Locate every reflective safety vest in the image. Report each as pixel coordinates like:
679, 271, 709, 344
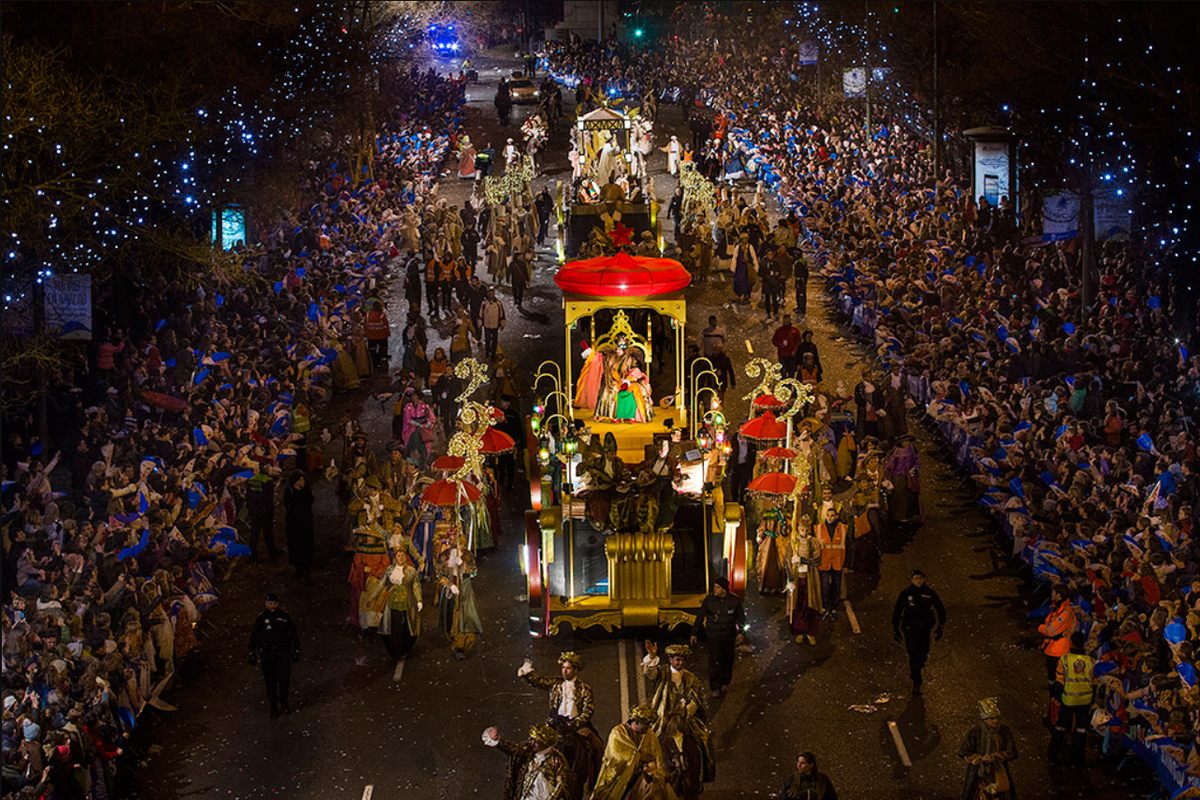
816, 522, 847, 571
365, 312, 389, 340
1057, 652, 1095, 706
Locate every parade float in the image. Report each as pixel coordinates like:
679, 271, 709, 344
559, 103, 659, 259
521, 248, 745, 636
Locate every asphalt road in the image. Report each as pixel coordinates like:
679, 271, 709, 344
133, 51, 1155, 800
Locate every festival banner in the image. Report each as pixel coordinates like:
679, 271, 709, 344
44, 274, 93, 340
797, 41, 818, 66
1093, 189, 1132, 241
843, 67, 866, 98
1042, 190, 1080, 242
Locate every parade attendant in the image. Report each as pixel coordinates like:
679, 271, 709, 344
774, 751, 839, 800
518, 652, 604, 799
1048, 632, 1095, 766
436, 531, 482, 660
772, 314, 802, 379
283, 471, 315, 578
479, 288, 506, 360
756, 509, 787, 595
691, 576, 746, 696
699, 315, 726, 358
245, 472, 277, 561
378, 559, 421, 662
815, 506, 848, 623
482, 724, 571, 800
642, 642, 715, 787
364, 300, 390, 367
1037, 584, 1076, 684
891, 570, 947, 695
592, 706, 672, 800
247, 593, 300, 719
958, 698, 1017, 800
784, 516, 822, 645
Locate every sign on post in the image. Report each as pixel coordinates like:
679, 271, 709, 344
44, 275, 92, 340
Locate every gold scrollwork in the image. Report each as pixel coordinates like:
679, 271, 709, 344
550, 610, 624, 636
743, 358, 783, 403
772, 378, 814, 424
658, 609, 697, 631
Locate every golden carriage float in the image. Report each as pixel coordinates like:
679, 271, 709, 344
522, 251, 747, 636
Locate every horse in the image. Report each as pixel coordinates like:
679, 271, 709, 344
658, 710, 704, 800
550, 716, 603, 800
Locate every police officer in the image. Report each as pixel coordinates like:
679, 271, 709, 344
691, 576, 746, 697
891, 570, 946, 695
248, 592, 301, 718
1048, 632, 1095, 766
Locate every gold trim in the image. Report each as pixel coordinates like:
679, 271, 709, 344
659, 609, 697, 630
549, 609, 624, 636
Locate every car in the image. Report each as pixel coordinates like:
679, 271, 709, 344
509, 78, 539, 104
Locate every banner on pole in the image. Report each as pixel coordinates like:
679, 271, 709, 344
1093, 189, 1132, 242
44, 275, 93, 340
1042, 191, 1080, 242
843, 67, 865, 98
797, 41, 818, 66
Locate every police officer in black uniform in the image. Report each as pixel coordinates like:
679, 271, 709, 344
691, 576, 746, 697
891, 570, 946, 695
248, 593, 301, 718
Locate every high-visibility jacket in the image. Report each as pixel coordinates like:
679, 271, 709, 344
1056, 652, 1095, 706
426, 258, 441, 283
1038, 600, 1076, 657
816, 522, 847, 571
365, 311, 390, 340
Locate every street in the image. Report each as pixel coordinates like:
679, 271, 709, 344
133, 51, 1152, 800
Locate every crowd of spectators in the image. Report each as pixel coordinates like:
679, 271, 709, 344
0, 65, 465, 798
542, 7, 1200, 789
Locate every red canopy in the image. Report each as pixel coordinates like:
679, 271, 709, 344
479, 427, 516, 455
554, 252, 691, 298
752, 393, 787, 409
739, 411, 788, 442
760, 446, 798, 460
747, 471, 797, 497
431, 455, 466, 471
422, 479, 482, 506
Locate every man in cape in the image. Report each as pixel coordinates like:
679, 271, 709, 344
482, 723, 571, 800
592, 705, 677, 800
641, 642, 715, 784
518, 651, 604, 798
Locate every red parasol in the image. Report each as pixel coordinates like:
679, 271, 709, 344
422, 479, 482, 506
140, 391, 189, 412
478, 426, 516, 455
739, 411, 788, 443
760, 446, 798, 460
752, 393, 787, 410
431, 455, 466, 471
554, 252, 691, 297
489, 407, 506, 421
747, 471, 797, 497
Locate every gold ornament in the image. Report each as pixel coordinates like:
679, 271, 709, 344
743, 358, 784, 403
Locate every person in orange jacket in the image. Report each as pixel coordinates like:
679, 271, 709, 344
364, 300, 390, 368
816, 505, 849, 623
1037, 584, 1076, 685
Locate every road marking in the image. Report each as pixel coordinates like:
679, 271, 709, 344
362, 785, 375, 800
745, 338, 754, 354
843, 600, 862, 634
618, 639, 631, 723
393, 658, 405, 683
888, 721, 912, 767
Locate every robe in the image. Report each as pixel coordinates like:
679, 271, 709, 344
592, 724, 676, 800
